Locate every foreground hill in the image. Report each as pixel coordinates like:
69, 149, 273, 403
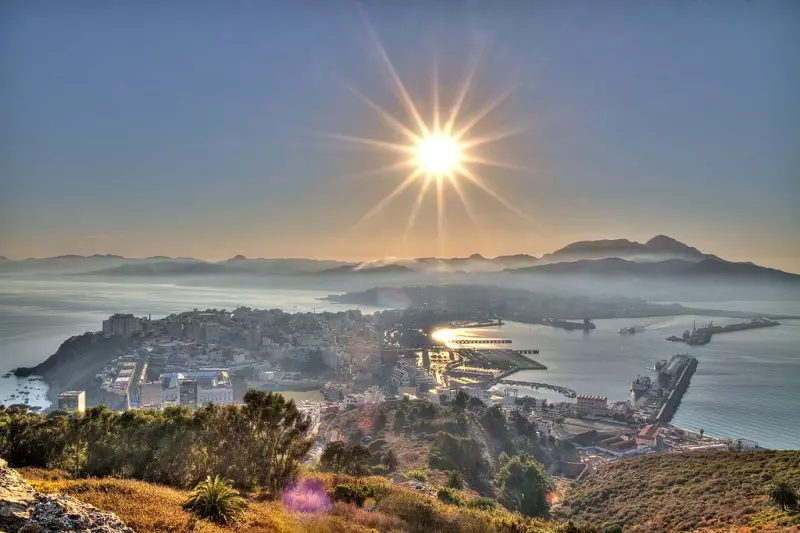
556, 450, 800, 532
17, 468, 576, 533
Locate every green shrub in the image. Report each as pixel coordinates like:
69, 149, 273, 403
437, 487, 464, 507
183, 475, 246, 524
467, 497, 497, 510
329, 483, 379, 506
406, 469, 428, 482
370, 464, 389, 476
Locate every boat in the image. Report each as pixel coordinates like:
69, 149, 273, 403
631, 375, 652, 396
618, 326, 637, 335
654, 359, 668, 372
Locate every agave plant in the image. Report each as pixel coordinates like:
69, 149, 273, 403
184, 475, 247, 524
771, 480, 798, 512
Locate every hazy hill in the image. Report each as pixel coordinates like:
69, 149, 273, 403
556, 450, 800, 532
507, 257, 800, 281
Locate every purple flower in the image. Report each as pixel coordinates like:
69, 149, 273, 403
281, 479, 332, 513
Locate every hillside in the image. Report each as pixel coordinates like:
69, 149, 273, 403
556, 450, 800, 532
18, 468, 575, 533
319, 399, 583, 493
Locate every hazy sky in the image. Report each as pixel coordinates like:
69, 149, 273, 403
2, 1, 798, 271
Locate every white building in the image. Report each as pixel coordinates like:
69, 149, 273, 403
102, 314, 141, 336
58, 390, 86, 412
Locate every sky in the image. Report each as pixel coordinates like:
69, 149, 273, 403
1, 1, 798, 272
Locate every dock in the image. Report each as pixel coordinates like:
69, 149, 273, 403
452, 338, 512, 344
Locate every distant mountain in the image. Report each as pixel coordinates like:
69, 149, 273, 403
540, 235, 709, 264
508, 257, 800, 281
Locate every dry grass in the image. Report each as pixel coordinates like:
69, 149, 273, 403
556, 450, 800, 532
20, 467, 567, 533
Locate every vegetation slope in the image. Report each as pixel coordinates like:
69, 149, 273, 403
556, 450, 800, 532
20, 468, 579, 533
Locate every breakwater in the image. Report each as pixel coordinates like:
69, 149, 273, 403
656, 356, 699, 424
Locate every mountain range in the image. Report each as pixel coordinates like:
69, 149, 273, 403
1, 235, 797, 281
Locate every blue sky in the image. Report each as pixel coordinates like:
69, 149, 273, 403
1, 1, 798, 271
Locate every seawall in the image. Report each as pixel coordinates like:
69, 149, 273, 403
656, 356, 698, 424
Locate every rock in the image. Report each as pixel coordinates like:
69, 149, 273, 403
0, 459, 134, 533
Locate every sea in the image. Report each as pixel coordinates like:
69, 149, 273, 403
0, 278, 798, 450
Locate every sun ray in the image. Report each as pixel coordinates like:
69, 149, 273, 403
447, 171, 482, 240
351, 169, 422, 229
323, 132, 415, 154
342, 83, 421, 144
445, 49, 481, 135
402, 175, 433, 242
454, 83, 520, 141
432, 60, 440, 133
460, 126, 527, 149
461, 154, 528, 172
359, 8, 430, 137
456, 165, 536, 225
344, 159, 416, 183
436, 176, 446, 256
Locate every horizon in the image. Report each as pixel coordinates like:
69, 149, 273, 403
2, 1, 798, 272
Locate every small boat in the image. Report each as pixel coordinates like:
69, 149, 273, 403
618, 326, 637, 335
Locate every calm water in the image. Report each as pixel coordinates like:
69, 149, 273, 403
0, 278, 379, 409
448, 308, 800, 450
1, 278, 797, 449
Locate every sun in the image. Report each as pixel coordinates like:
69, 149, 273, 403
323, 19, 534, 249
415, 133, 461, 176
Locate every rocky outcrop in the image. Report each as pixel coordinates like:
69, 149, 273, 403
0, 459, 134, 533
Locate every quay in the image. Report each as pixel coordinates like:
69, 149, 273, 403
490, 379, 576, 399
452, 338, 512, 344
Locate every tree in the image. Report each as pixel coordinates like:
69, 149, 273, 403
446, 470, 464, 490
382, 449, 399, 472
699, 428, 704, 439
453, 390, 469, 409
771, 480, 798, 512
496, 452, 554, 517
184, 475, 247, 524
320, 441, 371, 476
242, 390, 313, 496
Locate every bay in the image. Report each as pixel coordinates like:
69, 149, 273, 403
446, 307, 800, 450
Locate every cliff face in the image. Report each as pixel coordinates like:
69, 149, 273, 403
0, 459, 134, 532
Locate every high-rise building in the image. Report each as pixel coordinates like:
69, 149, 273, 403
58, 390, 86, 412
102, 314, 141, 336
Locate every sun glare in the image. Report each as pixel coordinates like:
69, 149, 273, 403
325, 19, 534, 248
416, 134, 461, 176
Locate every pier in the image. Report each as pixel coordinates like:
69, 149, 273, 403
667, 317, 779, 346
452, 338, 512, 344
490, 379, 576, 398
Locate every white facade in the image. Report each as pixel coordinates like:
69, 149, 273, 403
198, 386, 235, 406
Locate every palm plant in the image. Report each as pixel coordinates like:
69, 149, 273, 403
770, 480, 798, 512
184, 475, 247, 524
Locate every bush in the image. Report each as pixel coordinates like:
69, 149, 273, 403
406, 469, 428, 482
437, 487, 464, 507
183, 475, 246, 524
467, 497, 497, 510
370, 464, 389, 476
329, 483, 379, 507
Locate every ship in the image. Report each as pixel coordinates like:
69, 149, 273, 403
654, 359, 668, 372
631, 375, 652, 396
